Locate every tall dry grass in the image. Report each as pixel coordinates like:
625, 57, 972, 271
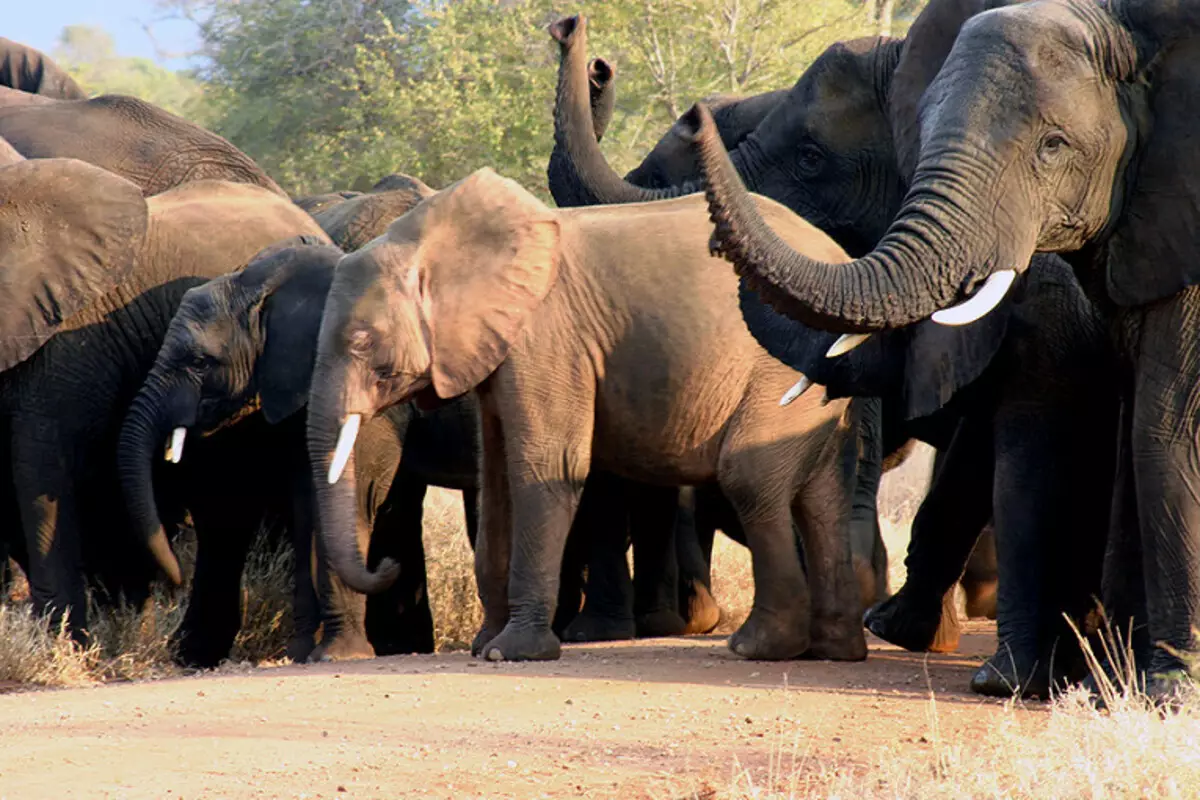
422, 487, 483, 651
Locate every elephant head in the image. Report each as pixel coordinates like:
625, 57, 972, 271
308, 169, 559, 594
0, 37, 87, 99
693, 0, 1200, 334
311, 176, 436, 251
117, 241, 342, 588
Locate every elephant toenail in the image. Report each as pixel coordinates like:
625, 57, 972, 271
486, 648, 504, 661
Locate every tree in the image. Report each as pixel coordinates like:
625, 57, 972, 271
53, 25, 212, 123
174, 0, 926, 197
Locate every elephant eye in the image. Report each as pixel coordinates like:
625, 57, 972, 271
190, 352, 214, 370
1038, 132, 1070, 161
348, 328, 374, 356
796, 144, 825, 176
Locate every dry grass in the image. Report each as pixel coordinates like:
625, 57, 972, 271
422, 487, 483, 651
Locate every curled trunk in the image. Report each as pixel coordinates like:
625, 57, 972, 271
688, 102, 1015, 333
116, 375, 184, 587
306, 365, 398, 595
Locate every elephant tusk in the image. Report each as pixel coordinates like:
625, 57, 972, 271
826, 333, 871, 358
779, 376, 813, 407
931, 270, 1017, 326
164, 427, 186, 464
327, 414, 362, 485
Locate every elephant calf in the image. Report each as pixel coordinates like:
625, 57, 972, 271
307, 169, 870, 663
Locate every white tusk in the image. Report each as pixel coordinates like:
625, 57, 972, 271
779, 376, 813, 407
164, 427, 186, 464
826, 333, 871, 358
931, 270, 1017, 326
327, 414, 362, 485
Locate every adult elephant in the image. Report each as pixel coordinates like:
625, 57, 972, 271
310, 176, 436, 251
119, 242, 480, 664
0, 91, 285, 197
0, 158, 328, 642
0, 38, 86, 99
307, 170, 870, 664
688, 0, 1192, 693
547, 11, 1115, 696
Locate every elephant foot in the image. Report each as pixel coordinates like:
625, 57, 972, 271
682, 581, 721, 635
969, 645, 1049, 700
310, 632, 375, 663
562, 611, 635, 643
962, 577, 998, 620
470, 620, 505, 657
635, 609, 688, 639
729, 609, 808, 661
286, 635, 317, 664
862, 585, 945, 652
480, 624, 561, 662
1144, 670, 1193, 710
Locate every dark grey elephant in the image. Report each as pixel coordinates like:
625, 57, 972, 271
0, 89, 285, 198
687, 0, 1184, 694
547, 9, 1115, 697
0, 158, 328, 642
0, 38, 86, 99
119, 242, 481, 665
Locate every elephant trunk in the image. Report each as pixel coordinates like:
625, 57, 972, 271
116, 372, 185, 587
547, 15, 753, 208
689, 102, 1030, 333
588, 58, 615, 142
306, 360, 399, 595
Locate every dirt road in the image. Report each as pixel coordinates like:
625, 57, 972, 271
0, 623, 1037, 799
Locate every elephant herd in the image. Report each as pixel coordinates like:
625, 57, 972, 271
1, 0, 1197, 705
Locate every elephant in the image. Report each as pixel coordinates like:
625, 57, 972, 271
547, 11, 1115, 697
311, 176, 437, 252
305, 168, 872, 664
685, 0, 1176, 691
0, 157, 328, 642
0, 90, 285, 198
0, 38, 86, 99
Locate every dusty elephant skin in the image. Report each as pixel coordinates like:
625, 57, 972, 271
0, 37, 86, 99
689, 0, 1200, 701
0, 158, 329, 643
306, 169, 869, 665
546, 9, 1116, 698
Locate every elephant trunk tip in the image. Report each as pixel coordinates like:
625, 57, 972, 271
588, 57, 613, 87
686, 101, 757, 266
548, 15, 582, 46
351, 557, 401, 595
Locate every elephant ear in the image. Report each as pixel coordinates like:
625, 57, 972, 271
393, 168, 560, 399
239, 243, 344, 423
900, 312, 1010, 419
1105, 33, 1200, 306
890, 0, 1026, 181
0, 158, 148, 370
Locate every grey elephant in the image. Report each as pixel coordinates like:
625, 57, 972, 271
0, 88, 284, 198
0, 38, 86, 99
306, 168, 870, 664
688, 0, 1200, 693
548, 10, 1115, 697
0, 157, 328, 642
118, 241, 480, 665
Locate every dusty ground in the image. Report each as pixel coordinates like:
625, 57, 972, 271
0, 622, 1039, 799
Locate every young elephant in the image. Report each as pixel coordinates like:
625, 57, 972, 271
120, 243, 482, 664
307, 169, 869, 663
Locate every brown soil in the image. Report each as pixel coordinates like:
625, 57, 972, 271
0, 622, 1039, 799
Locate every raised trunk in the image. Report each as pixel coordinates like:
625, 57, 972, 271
547, 16, 752, 208
689, 102, 1029, 333
116, 373, 184, 587
587, 58, 615, 142
306, 365, 398, 595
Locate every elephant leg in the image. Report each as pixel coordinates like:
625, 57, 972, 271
365, 480, 434, 655
630, 483, 687, 638
1129, 296, 1200, 691
175, 512, 256, 668
286, 472, 320, 664
864, 416, 994, 654
470, 409, 514, 657
677, 486, 721, 635
960, 525, 998, 620
462, 488, 480, 550
561, 472, 636, 643
850, 397, 888, 612
311, 512, 375, 662
12, 417, 88, 642
553, 514, 589, 637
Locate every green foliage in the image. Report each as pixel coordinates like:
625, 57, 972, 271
178, 0, 926, 198
53, 25, 214, 124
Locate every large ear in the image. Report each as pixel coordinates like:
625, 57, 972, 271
238, 243, 344, 423
1104, 11, 1200, 306
392, 168, 560, 399
0, 158, 148, 370
889, 0, 1024, 181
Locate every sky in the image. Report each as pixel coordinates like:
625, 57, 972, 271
8, 1, 202, 70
